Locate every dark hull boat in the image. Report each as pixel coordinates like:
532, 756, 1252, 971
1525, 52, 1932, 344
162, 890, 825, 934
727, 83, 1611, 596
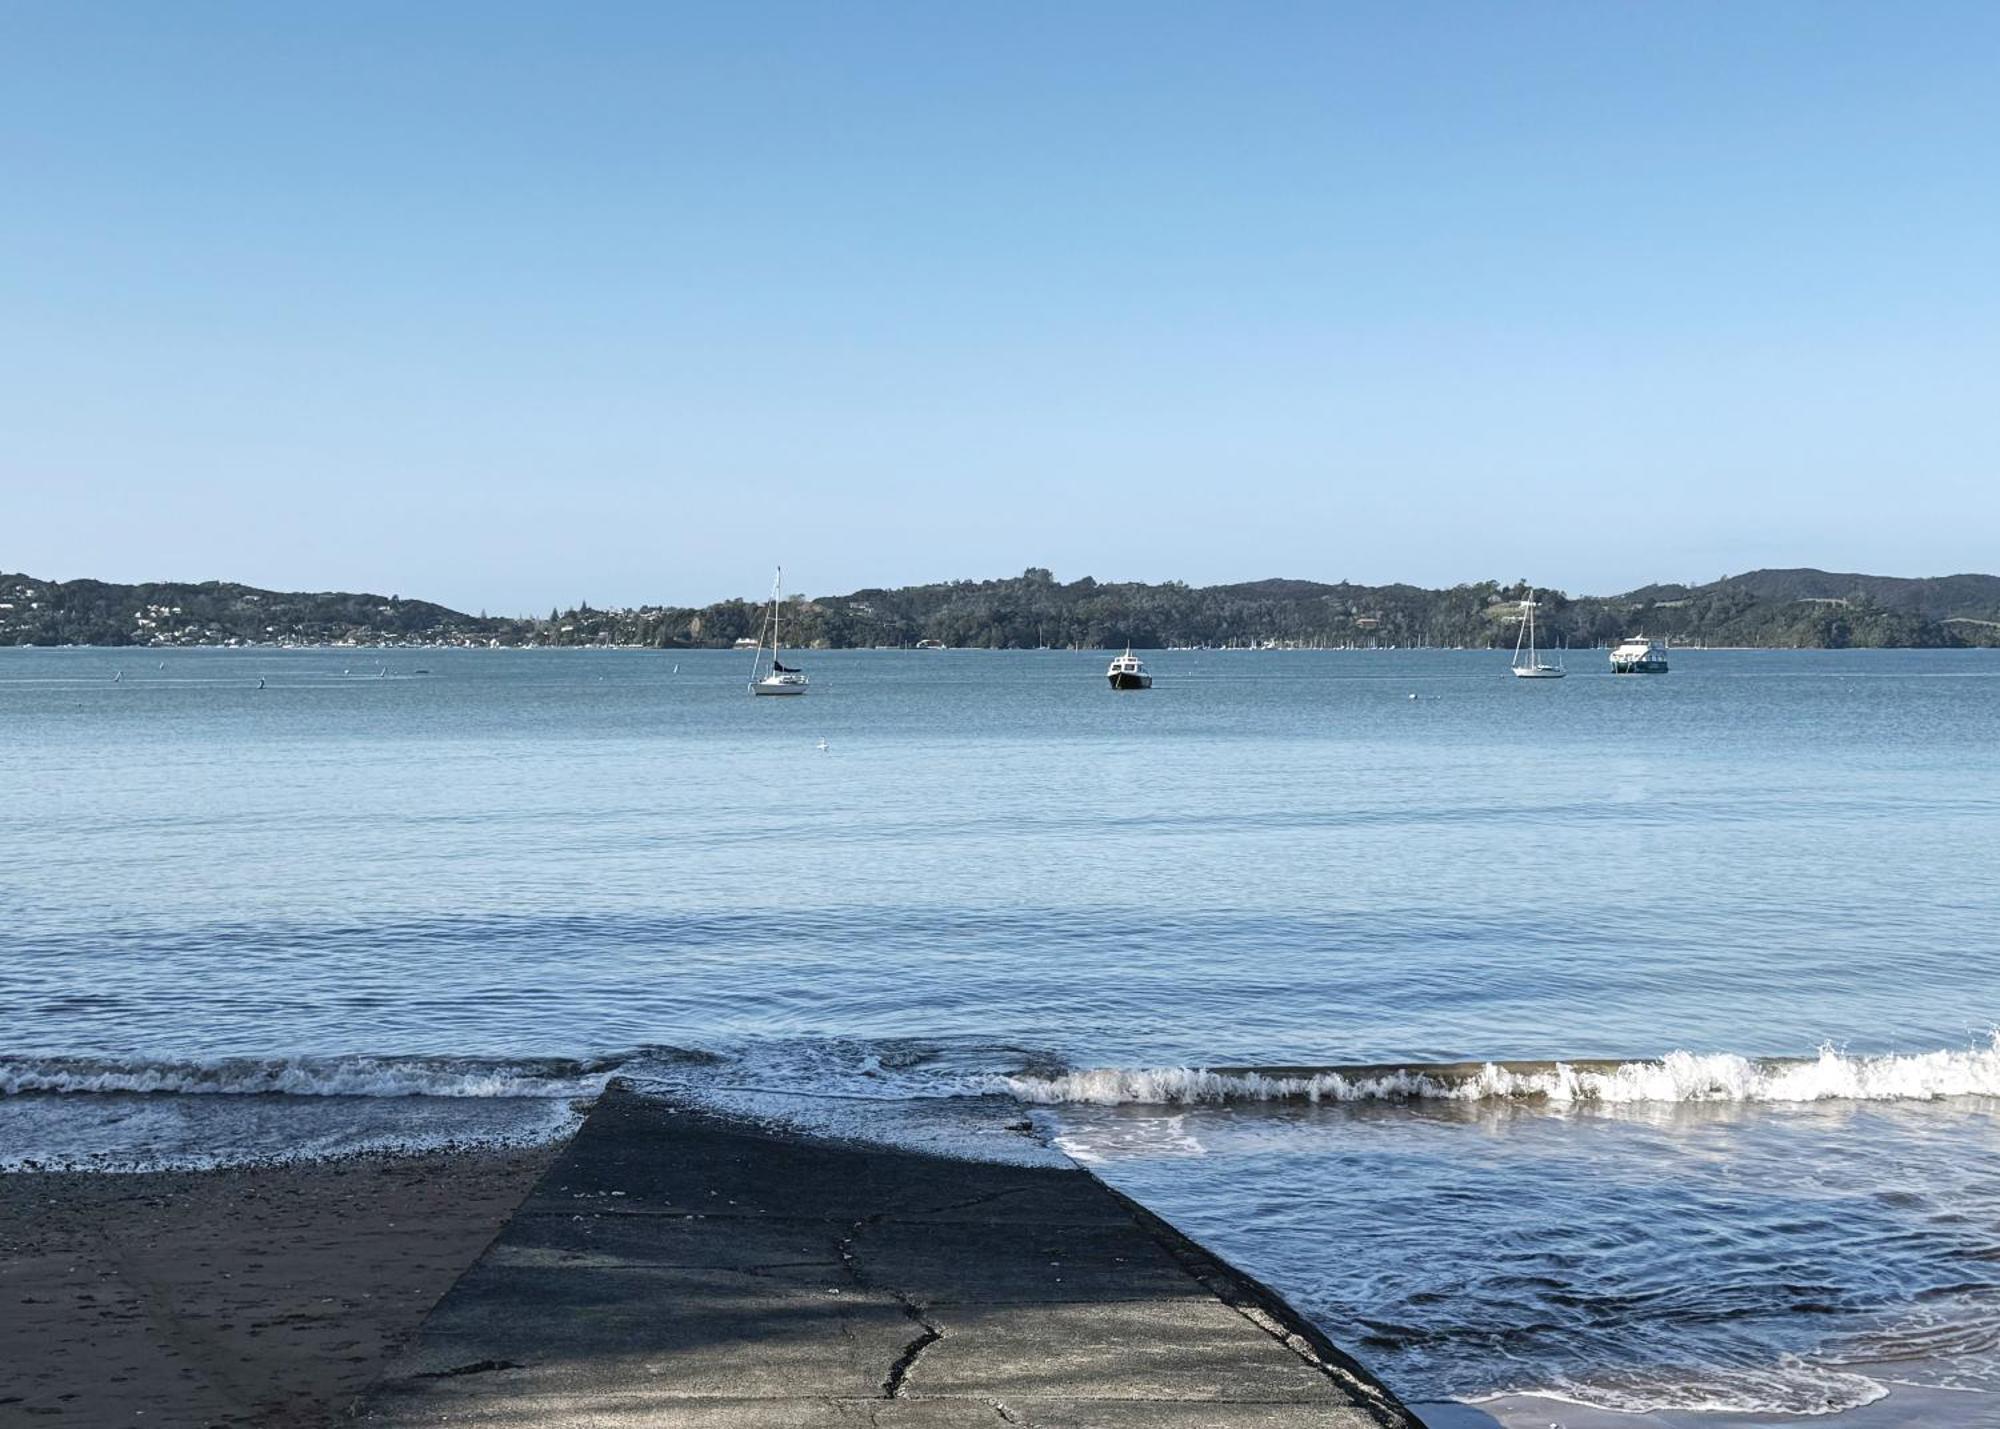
1106, 648, 1152, 690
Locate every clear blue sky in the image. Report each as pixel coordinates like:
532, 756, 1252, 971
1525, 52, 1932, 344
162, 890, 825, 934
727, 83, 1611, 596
4, 3, 1995, 612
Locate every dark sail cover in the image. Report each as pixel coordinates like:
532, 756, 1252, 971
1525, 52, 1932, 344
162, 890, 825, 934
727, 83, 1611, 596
772, 660, 800, 673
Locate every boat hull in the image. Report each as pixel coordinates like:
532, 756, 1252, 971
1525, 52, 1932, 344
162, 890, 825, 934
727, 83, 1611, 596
1511, 667, 1566, 679
1108, 672, 1152, 690
750, 680, 809, 696
1610, 661, 1668, 674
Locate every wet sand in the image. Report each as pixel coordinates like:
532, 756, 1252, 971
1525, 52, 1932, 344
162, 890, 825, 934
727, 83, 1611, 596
0, 1144, 561, 1428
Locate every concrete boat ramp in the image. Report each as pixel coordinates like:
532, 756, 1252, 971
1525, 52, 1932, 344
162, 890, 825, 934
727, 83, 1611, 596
358, 1084, 1422, 1428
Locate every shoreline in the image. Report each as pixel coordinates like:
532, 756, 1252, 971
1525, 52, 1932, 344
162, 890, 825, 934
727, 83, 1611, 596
9, 642, 1999, 654
6, 1099, 1992, 1427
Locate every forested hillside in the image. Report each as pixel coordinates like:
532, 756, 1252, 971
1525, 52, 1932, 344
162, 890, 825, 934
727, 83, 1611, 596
5, 567, 1998, 649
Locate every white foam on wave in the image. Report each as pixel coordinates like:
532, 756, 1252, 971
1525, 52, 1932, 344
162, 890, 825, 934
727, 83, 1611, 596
0, 1098, 590, 1174
19, 1038, 2000, 1111
0, 1081, 595, 1172
1000, 1038, 2000, 1106
0, 1053, 619, 1100
1482, 1357, 1892, 1417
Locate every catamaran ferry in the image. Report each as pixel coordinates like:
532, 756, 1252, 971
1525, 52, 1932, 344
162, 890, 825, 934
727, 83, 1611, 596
1610, 636, 1669, 674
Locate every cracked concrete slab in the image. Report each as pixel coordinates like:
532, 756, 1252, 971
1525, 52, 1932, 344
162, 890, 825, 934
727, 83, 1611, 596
385, 1263, 910, 1375
362, 1386, 1026, 1426
357, 1085, 1423, 1428
906, 1299, 1350, 1400
992, 1402, 1405, 1427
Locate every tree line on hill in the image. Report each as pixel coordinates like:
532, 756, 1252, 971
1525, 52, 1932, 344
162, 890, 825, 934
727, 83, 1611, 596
5, 566, 1999, 650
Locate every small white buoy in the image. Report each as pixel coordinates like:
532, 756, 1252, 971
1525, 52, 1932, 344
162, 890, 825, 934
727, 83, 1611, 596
1408, 692, 1418, 700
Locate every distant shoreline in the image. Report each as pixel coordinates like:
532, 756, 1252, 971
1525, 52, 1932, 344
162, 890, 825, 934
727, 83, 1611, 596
7, 566, 1999, 652
7, 641, 1996, 654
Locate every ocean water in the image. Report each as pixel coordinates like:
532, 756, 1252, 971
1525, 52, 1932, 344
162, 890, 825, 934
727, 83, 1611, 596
6, 644, 2000, 1419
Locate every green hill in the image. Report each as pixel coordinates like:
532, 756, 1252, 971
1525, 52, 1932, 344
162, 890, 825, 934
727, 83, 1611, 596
5, 566, 1998, 650
0, 574, 512, 648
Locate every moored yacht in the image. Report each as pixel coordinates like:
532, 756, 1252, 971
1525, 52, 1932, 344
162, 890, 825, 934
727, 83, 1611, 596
1510, 594, 1565, 679
1610, 636, 1669, 674
1106, 647, 1152, 690
749, 567, 809, 695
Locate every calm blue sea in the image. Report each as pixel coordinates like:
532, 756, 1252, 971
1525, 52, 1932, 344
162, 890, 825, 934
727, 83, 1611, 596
6, 645, 2000, 1420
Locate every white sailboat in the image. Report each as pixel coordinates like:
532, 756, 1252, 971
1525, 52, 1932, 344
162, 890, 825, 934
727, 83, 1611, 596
748, 567, 808, 696
1511, 594, 1565, 679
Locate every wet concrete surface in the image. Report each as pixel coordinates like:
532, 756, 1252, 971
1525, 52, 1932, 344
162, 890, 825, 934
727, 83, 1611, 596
357, 1084, 1422, 1428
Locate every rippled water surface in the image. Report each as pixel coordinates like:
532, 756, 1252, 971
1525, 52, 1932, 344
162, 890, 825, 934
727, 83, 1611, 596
1064, 1097, 2000, 1419
6, 644, 2000, 1417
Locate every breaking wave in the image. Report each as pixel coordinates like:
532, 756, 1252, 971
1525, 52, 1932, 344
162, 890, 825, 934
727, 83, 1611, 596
999, 1039, 2000, 1106
15, 1039, 2000, 1112
0, 1052, 630, 1099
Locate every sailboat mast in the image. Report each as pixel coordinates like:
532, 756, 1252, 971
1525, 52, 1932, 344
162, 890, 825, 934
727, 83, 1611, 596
751, 567, 779, 681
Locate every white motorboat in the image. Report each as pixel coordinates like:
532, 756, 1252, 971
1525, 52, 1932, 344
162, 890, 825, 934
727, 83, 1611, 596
1106, 647, 1152, 690
1610, 636, 1669, 674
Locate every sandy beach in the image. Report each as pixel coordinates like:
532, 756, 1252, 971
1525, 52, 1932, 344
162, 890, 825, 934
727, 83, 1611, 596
0, 1145, 560, 1428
